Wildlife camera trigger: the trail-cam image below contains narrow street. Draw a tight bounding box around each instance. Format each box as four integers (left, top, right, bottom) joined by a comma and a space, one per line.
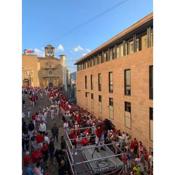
22, 91, 65, 175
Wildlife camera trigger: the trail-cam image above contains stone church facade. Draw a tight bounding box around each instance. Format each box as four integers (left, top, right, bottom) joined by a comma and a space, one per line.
22, 44, 69, 88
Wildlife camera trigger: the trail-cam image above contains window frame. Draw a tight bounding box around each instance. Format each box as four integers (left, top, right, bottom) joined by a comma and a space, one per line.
109, 97, 114, 119
149, 65, 153, 99
91, 93, 94, 99
85, 75, 87, 89
124, 102, 131, 129
90, 74, 93, 90
109, 72, 113, 93
98, 73, 102, 91
124, 69, 131, 96
149, 107, 153, 141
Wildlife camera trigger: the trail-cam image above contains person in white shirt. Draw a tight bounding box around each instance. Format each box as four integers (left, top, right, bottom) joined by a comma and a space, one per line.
50, 108, 55, 120
44, 132, 50, 144
56, 105, 60, 116
44, 110, 48, 119
148, 151, 153, 169
40, 91, 43, 99
63, 121, 69, 131
27, 110, 31, 118
39, 121, 46, 134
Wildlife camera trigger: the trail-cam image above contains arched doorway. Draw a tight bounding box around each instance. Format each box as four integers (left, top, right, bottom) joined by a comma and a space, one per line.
23, 79, 30, 87
48, 82, 53, 87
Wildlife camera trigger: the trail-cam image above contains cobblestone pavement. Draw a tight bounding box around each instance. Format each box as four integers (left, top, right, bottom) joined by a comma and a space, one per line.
23, 93, 64, 175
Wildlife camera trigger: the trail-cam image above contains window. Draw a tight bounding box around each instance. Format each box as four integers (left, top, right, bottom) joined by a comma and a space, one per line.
150, 28, 153, 47
128, 40, 134, 54
83, 62, 86, 69
96, 57, 98, 65
103, 52, 107, 62
106, 50, 110, 61
141, 33, 147, 50
78, 64, 81, 71
109, 98, 114, 119
109, 48, 113, 60
147, 27, 153, 48
112, 46, 116, 59
118, 43, 124, 57
125, 102, 131, 112
149, 65, 153, 99
98, 95, 102, 102
97, 55, 99, 64
109, 72, 113, 93
98, 95, 102, 116
85, 92, 88, 97
114, 45, 117, 58
89, 60, 91, 67
105, 50, 109, 61
101, 52, 104, 63
135, 38, 140, 52
116, 46, 120, 58
90, 74, 93, 90
91, 59, 94, 66
93, 57, 95, 66
124, 102, 131, 128
123, 41, 128, 56
121, 44, 124, 57
92, 57, 96, 65
87, 60, 89, 68
89, 59, 91, 67
149, 107, 153, 120
85, 76, 87, 89
149, 108, 153, 141
98, 54, 102, 64
84, 62, 86, 69
98, 73, 102, 91
91, 94, 94, 113
124, 69, 131, 96
109, 98, 113, 106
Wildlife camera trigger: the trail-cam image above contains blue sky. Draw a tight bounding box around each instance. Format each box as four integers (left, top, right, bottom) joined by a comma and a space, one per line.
23, 0, 153, 73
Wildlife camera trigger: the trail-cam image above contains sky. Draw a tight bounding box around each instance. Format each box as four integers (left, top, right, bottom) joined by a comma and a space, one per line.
23, 0, 153, 73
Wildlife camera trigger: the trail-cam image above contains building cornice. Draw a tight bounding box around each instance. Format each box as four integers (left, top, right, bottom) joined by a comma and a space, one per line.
75, 12, 153, 65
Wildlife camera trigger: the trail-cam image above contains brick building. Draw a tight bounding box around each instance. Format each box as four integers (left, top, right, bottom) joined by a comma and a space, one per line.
22, 44, 70, 89
75, 13, 153, 149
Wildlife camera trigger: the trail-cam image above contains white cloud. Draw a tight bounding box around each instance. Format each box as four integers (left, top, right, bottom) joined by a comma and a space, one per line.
73, 45, 84, 52
34, 48, 44, 57
56, 44, 64, 52
82, 53, 87, 56
81, 48, 91, 56
85, 48, 91, 52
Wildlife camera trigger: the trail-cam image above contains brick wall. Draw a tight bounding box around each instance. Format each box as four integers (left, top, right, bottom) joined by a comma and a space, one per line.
76, 47, 153, 149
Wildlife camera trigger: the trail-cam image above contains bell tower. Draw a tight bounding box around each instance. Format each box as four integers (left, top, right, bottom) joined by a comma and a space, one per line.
45, 44, 55, 57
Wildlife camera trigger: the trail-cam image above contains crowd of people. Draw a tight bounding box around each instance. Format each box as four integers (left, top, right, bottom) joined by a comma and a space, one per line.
62, 112, 153, 175
22, 87, 71, 175
22, 86, 153, 175
59, 93, 153, 175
